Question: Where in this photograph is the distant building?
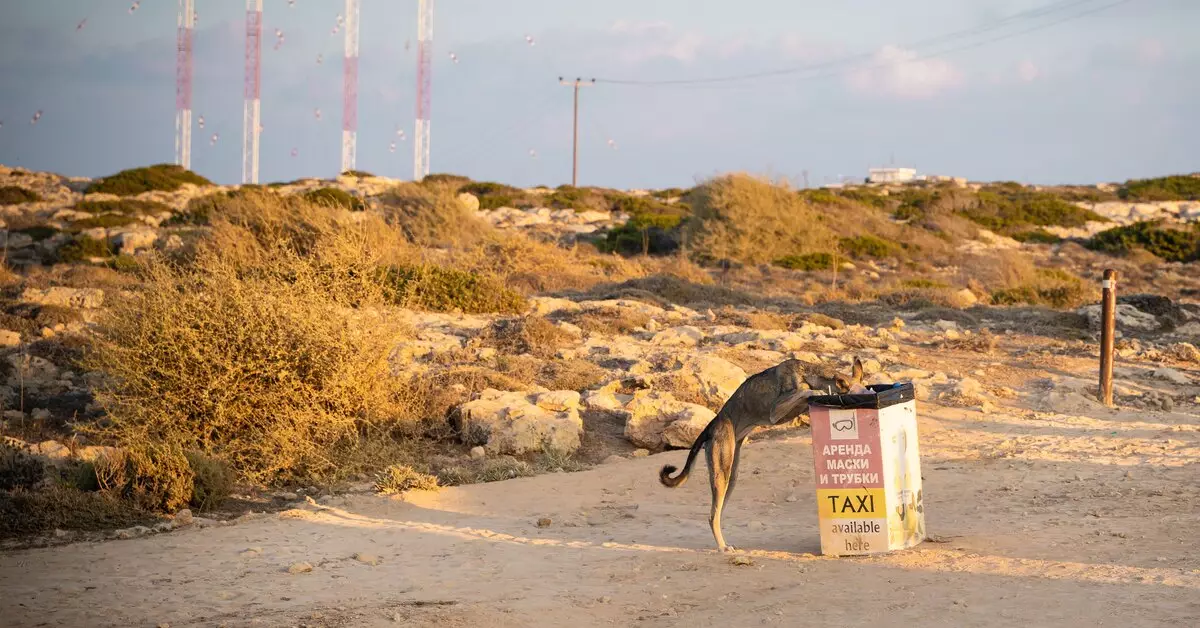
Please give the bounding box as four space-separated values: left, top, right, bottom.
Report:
867 167 918 184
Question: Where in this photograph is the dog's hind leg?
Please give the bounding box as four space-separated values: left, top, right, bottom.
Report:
724 436 749 505
707 418 737 552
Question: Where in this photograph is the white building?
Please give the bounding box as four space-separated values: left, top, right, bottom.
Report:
867 167 917 184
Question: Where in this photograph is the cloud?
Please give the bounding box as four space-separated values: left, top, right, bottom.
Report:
1017 59 1040 83
846 45 962 99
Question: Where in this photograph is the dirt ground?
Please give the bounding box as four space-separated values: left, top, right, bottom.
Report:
3 389 1199 627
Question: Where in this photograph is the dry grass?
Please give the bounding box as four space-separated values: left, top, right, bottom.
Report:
563 308 652 336
714 307 794 330
374 464 439 494
482 315 573 359
686 173 836 265
966 251 1096 309
377 182 493 248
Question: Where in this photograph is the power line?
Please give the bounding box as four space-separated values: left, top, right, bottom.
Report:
593 0 1136 88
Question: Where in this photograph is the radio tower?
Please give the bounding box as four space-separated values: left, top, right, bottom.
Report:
413 0 433 181
242 0 263 184
341 0 360 174
174 0 194 170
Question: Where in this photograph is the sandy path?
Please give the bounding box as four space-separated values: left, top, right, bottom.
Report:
3 403 1199 627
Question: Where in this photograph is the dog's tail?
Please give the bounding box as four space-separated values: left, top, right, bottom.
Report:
659 423 710 488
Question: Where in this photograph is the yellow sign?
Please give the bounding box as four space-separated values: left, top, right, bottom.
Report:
816 488 887 519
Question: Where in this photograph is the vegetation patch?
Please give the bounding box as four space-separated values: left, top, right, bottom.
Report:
15 225 60 241
990 267 1091 309
378 264 527 314
375 464 439 494
1118 175 1200 202
960 184 1106 233
1011 229 1063 244
838 235 896 259
57 235 113 263
301 187 366 212
1085 221 1200 263
72 199 170 216
84 164 211 196
70 214 139 230
774 252 834 271
459 181 527 210
0 186 42 205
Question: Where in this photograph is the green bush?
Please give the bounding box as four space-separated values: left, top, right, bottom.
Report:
650 187 686 200
341 170 376 178
73 199 171 216
901 278 949 289
837 188 889 209
377 264 527 314
1118 175 1200 201
960 187 1106 233
1085 221 1200 263
84 164 212 196
1011 229 1063 244
422 173 472 188
15 226 60 241
57 235 113 263
774 252 834 271
70 214 139 230
0 486 148 538
301 187 365 211
167 189 273 226
601 207 686 256
839 235 896 259
107 254 141 273
0 186 41 204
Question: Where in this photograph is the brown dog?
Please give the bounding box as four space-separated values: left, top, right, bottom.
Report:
659 358 865 551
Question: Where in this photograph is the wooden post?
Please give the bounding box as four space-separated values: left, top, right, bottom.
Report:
1098 268 1118 407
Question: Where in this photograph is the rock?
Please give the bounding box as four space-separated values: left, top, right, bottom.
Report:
949 289 978 309
536 517 553 528
287 562 314 574
30 440 71 459
175 509 194 527
353 553 381 566
40 327 54 339
655 355 747 407
30 408 52 421
469 445 486 460
631 449 650 458
20 286 104 309
116 525 152 540
943 329 962 341
0 330 20 348
748 520 765 531
730 555 754 566
112 230 157 253
240 547 263 557
645 318 660 333
454 389 584 455
602 454 625 465
860 358 883 375
1077 303 1158 332
933 320 959 331
1152 368 1191 385
1165 343 1200 363
3 410 23 421
619 391 716 449
526 296 581 316
651 326 704 347
456 192 480 212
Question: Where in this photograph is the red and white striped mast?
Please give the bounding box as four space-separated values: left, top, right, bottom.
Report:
413 0 433 180
341 0 360 173
242 0 263 184
174 0 195 170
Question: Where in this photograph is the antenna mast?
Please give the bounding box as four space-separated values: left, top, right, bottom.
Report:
413 0 433 180
243 0 263 184
341 0 360 174
174 0 194 170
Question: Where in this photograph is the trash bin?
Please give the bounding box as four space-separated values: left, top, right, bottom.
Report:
807 383 925 557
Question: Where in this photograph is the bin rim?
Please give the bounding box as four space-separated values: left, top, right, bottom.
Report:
808 382 915 410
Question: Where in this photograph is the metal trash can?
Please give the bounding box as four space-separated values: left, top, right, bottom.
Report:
807 383 925 556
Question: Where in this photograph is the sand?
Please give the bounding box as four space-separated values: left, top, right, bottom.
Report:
2 398 1198 627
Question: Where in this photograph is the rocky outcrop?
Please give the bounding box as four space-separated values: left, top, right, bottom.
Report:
453 389 584 455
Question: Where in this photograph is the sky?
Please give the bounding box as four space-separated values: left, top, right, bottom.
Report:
0 0 1196 189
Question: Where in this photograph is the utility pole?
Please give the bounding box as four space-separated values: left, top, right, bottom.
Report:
559 77 594 187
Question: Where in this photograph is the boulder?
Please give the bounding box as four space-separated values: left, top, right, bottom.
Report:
619 390 716 449
454 389 583 455
651 326 704 347
112 229 158 253
0 329 20 348
21 286 104 309
655 354 747 407
456 192 480 212
1077 303 1158 332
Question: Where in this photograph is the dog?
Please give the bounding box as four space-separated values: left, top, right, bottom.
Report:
659 357 866 552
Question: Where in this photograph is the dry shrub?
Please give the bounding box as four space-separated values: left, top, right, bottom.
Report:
538 358 608 392
566 308 652 336
185 451 234 511
686 174 835 265
971 251 1095 309
483 315 572 358
715 307 793 330
459 234 646 294
941 328 998 353
0 442 45 491
377 182 492 247
433 456 535 486
584 274 755 308
84 246 411 486
375 464 439 494
0 486 149 538
378 264 527 314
